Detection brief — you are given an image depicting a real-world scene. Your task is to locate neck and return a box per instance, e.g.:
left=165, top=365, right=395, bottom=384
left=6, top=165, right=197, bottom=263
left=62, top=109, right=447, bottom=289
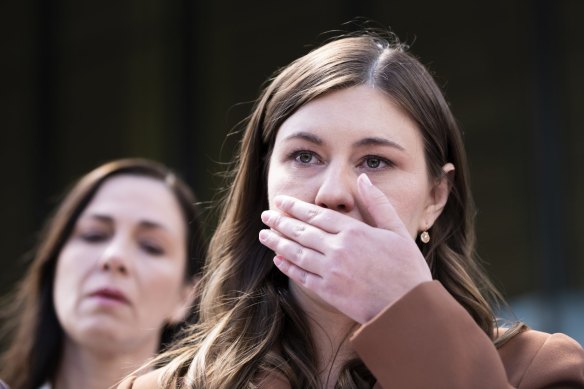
left=53, top=337, right=156, bottom=389
left=290, top=282, right=357, bottom=388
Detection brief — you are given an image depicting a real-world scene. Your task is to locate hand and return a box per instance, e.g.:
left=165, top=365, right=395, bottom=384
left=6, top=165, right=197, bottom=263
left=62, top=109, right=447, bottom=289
left=258, top=174, right=432, bottom=324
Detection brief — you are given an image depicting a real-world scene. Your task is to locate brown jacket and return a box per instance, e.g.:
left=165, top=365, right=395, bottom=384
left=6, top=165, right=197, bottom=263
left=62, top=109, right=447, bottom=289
left=118, top=281, right=584, bottom=388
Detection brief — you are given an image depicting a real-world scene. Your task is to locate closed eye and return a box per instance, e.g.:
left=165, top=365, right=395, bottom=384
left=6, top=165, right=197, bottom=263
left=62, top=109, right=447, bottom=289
left=141, top=240, right=165, bottom=256
left=80, top=231, right=109, bottom=243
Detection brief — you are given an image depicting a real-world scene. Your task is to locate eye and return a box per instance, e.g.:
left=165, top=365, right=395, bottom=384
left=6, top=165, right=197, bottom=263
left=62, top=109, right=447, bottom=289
left=80, top=230, right=108, bottom=243
left=366, top=157, right=382, bottom=168
left=141, top=241, right=164, bottom=256
left=295, top=151, right=315, bottom=164
left=360, top=155, right=393, bottom=170
left=290, top=150, right=321, bottom=166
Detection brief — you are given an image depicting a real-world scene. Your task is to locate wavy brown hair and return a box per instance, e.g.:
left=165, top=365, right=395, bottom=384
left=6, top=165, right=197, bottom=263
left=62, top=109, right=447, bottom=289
left=154, top=32, right=522, bottom=388
left=0, top=158, right=207, bottom=389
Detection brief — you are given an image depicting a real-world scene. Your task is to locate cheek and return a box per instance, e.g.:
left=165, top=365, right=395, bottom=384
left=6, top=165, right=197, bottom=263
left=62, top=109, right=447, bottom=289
left=267, top=166, right=318, bottom=208
left=378, top=182, right=429, bottom=237
left=53, top=246, right=89, bottom=318
left=268, top=180, right=318, bottom=209
left=137, top=260, right=186, bottom=316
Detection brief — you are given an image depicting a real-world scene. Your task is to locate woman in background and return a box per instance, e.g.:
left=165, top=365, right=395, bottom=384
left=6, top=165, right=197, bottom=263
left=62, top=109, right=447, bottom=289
left=121, top=32, right=584, bottom=388
left=0, top=158, right=207, bottom=389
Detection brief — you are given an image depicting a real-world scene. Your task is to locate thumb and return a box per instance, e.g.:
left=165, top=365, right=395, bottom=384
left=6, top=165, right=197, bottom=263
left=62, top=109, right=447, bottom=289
left=357, top=174, right=409, bottom=236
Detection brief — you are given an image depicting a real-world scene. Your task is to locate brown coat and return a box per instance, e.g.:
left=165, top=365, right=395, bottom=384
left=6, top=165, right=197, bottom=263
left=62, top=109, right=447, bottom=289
left=118, top=281, right=584, bottom=389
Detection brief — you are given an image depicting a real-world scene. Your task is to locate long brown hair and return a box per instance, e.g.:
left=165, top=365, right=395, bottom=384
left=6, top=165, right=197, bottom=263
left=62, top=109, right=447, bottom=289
left=156, top=32, right=520, bottom=388
left=0, top=158, right=207, bottom=389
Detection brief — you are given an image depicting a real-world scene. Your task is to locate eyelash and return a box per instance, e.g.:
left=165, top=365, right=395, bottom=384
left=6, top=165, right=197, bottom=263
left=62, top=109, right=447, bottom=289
left=80, top=231, right=108, bottom=243
left=141, top=241, right=164, bottom=256
left=79, top=230, right=165, bottom=256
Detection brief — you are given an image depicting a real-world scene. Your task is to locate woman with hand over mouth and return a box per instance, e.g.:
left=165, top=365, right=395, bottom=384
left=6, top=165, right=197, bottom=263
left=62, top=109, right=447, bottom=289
left=120, top=32, right=584, bottom=389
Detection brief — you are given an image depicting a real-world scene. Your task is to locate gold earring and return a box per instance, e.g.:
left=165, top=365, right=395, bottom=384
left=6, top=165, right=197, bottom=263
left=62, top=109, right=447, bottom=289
left=420, top=230, right=430, bottom=244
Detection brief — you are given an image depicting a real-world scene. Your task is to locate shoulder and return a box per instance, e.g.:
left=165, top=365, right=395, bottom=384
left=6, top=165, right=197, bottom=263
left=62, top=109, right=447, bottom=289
left=499, top=328, right=584, bottom=387
left=117, top=368, right=163, bottom=389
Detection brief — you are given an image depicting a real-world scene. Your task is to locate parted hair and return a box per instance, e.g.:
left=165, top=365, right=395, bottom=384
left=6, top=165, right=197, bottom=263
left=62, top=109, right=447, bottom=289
left=153, top=32, right=520, bottom=388
left=0, top=158, right=207, bottom=389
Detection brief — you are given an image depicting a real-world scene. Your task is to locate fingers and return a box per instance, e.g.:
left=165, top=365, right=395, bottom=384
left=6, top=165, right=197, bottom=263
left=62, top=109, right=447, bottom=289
left=357, top=174, right=409, bottom=236
left=273, top=255, right=320, bottom=287
left=272, top=176, right=409, bottom=237
left=259, top=228, right=325, bottom=276
left=272, top=195, right=344, bottom=234
left=261, top=209, right=328, bottom=253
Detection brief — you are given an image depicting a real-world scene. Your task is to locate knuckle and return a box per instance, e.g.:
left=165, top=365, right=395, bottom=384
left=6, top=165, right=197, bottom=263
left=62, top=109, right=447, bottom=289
left=320, top=209, right=337, bottom=226
left=272, top=213, right=283, bottom=227
left=306, top=207, right=320, bottom=222
left=293, top=223, right=305, bottom=238
left=295, top=246, right=304, bottom=263
left=348, top=225, right=366, bottom=240
left=289, top=265, right=305, bottom=285
left=280, top=197, right=293, bottom=210
left=299, top=270, right=307, bottom=284
left=327, top=263, right=344, bottom=281
left=261, top=230, right=274, bottom=246
left=328, top=240, right=346, bottom=258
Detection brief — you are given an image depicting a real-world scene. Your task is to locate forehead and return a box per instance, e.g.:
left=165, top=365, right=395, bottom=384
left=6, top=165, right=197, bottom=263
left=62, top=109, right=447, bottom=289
left=275, top=85, right=422, bottom=149
left=81, top=175, right=185, bottom=232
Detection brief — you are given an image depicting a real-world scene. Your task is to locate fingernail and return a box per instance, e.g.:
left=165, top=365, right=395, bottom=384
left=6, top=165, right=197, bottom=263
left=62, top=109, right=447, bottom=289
left=259, top=229, right=268, bottom=242
left=360, top=174, right=372, bottom=186
left=261, top=210, right=270, bottom=223
left=274, top=255, right=283, bottom=266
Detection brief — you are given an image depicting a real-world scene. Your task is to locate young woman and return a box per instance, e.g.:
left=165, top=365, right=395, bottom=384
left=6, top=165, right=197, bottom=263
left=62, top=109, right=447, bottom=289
left=120, top=33, right=584, bottom=388
left=0, top=158, right=207, bottom=389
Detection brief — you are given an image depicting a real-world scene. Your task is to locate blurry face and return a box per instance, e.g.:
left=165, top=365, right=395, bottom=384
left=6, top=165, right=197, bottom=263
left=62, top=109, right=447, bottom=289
left=268, top=85, right=443, bottom=238
left=53, top=175, right=190, bottom=355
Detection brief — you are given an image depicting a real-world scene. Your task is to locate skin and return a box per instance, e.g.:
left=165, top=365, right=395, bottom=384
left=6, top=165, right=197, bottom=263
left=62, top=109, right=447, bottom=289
left=258, top=85, right=453, bottom=385
left=52, top=175, right=192, bottom=389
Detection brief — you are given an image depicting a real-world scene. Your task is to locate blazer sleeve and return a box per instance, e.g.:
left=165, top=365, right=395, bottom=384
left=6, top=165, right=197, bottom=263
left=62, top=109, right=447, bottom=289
left=499, top=330, right=584, bottom=388
left=350, top=281, right=584, bottom=389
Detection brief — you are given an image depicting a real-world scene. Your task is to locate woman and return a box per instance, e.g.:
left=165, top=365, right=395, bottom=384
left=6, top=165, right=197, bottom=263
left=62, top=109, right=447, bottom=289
left=121, top=33, right=584, bottom=388
left=0, top=158, right=207, bottom=389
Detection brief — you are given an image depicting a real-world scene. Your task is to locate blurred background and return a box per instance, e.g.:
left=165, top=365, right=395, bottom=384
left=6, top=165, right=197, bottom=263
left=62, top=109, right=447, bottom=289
left=1, top=1, right=582, bottom=343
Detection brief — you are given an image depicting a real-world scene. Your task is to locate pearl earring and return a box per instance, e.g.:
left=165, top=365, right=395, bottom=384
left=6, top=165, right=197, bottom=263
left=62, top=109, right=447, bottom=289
left=420, top=230, right=430, bottom=244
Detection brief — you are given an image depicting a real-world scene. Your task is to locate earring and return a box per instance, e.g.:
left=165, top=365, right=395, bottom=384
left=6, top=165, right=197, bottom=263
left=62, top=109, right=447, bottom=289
left=420, top=230, right=430, bottom=244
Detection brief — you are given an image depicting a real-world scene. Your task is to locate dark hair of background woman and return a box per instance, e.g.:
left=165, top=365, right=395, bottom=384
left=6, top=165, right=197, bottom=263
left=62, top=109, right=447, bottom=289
left=0, top=158, right=208, bottom=389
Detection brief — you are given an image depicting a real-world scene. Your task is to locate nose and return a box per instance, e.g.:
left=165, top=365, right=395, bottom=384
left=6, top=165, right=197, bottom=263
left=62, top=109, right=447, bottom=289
left=314, top=164, right=356, bottom=213
left=98, top=237, right=130, bottom=275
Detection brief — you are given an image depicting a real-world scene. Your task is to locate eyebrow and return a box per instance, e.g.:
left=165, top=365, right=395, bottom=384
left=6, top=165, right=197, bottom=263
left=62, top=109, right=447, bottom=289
left=84, top=214, right=170, bottom=231
left=283, top=131, right=323, bottom=145
left=354, top=137, right=406, bottom=151
left=283, top=132, right=405, bottom=151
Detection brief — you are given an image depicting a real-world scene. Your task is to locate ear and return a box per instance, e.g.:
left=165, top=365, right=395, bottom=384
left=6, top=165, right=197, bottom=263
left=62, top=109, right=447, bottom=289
left=421, top=163, right=455, bottom=230
left=167, top=277, right=200, bottom=325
